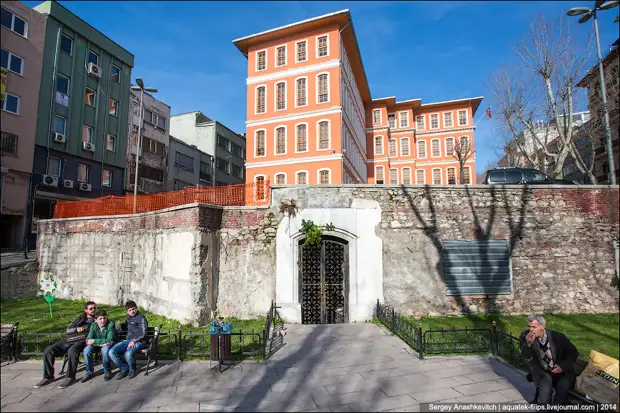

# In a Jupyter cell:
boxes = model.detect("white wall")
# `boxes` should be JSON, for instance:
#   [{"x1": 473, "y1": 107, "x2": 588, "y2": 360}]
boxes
[{"x1": 275, "y1": 198, "x2": 383, "y2": 323}]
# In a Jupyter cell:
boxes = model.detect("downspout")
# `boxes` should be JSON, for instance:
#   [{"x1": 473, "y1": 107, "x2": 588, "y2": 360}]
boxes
[
  {"x1": 99, "y1": 54, "x2": 112, "y2": 197},
  {"x1": 45, "y1": 24, "x2": 62, "y2": 177}
]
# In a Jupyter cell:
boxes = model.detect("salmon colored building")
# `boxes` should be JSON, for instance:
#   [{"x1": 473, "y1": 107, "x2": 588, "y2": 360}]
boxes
[{"x1": 232, "y1": 9, "x2": 480, "y2": 197}]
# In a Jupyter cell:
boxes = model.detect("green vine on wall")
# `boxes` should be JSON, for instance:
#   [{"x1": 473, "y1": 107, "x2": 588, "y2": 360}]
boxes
[{"x1": 301, "y1": 219, "x2": 335, "y2": 246}]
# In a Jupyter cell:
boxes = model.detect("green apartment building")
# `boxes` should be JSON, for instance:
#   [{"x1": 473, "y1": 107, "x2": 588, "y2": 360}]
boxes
[{"x1": 30, "y1": 1, "x2": 134, "y2": 244}]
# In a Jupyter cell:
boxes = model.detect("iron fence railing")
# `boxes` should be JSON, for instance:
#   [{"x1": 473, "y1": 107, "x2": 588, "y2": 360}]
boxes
[
  {"x1": 376, "y1": 300, "x2": 422, "y2": 354},
  {"x1": 375, "y1": 299, "x2": 527, "y2": 366},
  {"x1": 423, "y1": 327, "x2": 492, "y2": 354},
  {"x1": 11, "y1": 305, "x2": 282, "y2": 365}
]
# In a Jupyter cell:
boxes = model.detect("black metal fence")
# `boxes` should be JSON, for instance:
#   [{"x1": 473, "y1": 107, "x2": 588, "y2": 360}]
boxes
[
  {"x1": 12, "y1": 302, "x2": 283, "y2": 363},
  {"x1": 375, "y1": 299, "x2": 525, "y2": 365}
]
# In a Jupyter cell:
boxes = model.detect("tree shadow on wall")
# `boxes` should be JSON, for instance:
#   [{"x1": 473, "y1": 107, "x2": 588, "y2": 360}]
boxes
[{"x1": 402, "y1": 184, "x2": 532, "y2": 332}]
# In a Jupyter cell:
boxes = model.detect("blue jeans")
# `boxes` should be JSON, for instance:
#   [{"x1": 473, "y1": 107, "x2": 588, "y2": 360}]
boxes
[
  {"x1": 83, "y1": 345, "x2": 113, "y2": 375},
  {"x1": 109, "y1": 340, "x2": 145, "y2": 373}
]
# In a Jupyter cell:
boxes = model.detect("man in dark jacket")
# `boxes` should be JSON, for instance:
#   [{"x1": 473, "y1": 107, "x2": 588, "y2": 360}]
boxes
[
  {"x1": 519, "y1": 315, "x2": 579, "y2": 405},
  {"x1": 109, "y1": 300, "x2": 148, "y2": 379},
  {"x1": 34, "y1": 301, "x2": 97, "y2": 389}
]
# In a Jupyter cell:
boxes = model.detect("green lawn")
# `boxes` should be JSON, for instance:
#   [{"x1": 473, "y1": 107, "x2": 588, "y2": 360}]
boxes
[
  {"x1": 1, "y1": 297, "x2": 267, "y2": 359},
  {"x1": 401, "y1": 313, "x2": 619, "y2": 360}
]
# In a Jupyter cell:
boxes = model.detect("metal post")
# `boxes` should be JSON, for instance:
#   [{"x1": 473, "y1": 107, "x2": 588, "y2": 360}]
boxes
[
  {"x1": 132, "y1": 88, "x2": 144, "y2": 213},
  {"x1": 391, "y1": 308, "x2": 396, "y2": 333},
  {"x1": 418, "y1": 323, "x2": 424, "y2": 359},
  {"x1": 177, "y1": 326, "x2": 182, "y2": 361},
  {"x1": 593, "y1": 11, "x2": 616, "y2": 185},
  {"x1": 492, "y1": 321, "x2": 498, "y2": 355}
]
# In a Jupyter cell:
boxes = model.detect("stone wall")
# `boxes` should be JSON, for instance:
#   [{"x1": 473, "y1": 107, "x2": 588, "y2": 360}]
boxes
[
  {"x1": 1, "y1": 260, "x2": 39, "y2": 300},
  {"x1": 37, "y1": 205, "x2": 221, "y2": 325},
  {"x1": 35, "y1": 185, "x2": 619, "y2": 324},
  {"x1": 271, "y1": 185, "x2": 619, "y2": 317}
]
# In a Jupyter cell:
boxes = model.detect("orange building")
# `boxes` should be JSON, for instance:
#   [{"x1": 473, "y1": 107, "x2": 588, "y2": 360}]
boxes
[{"x1": 233, "y1": 10, "x2": 480, "y2": 195}]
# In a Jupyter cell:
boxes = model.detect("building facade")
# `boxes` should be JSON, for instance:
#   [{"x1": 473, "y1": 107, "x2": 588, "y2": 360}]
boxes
[
  {"x1": 576, "y1": 38, "x2": 619, "y2": 184},
  {"x1": 170, "y1": 111, "x2": 246, "y2": 186},
  {"x1": 1, "y1": 2, "x2": 46, "y2": 249},
  {"x1": 30, "y1": 1, "x2": 133, "y2": 242},
  {"x1": 126, "y1": 88, "x2": 170, "y2": 194},
  {"x1": 167, "y1": 135, "x2": 214, "y2": 189},
  {"x1": 232, "y1": 10, "x2": 480, "y2": 195}
]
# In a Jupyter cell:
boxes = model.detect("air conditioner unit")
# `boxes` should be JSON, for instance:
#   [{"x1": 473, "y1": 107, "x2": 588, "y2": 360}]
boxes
[
  {"x1": 63, "y1": 179, "x2": 74, "y2": 189},
  {"x1": 87, "y1": 62, "x2": 102, "y2": 79},
  {"x1": 78, "y1": 182, "x2": 92, "y2": 192},
  {"x1": 53, "y1": 133, "x2": 66, "y2": 144},
  {"x1": 42, "y1": 175, "x2": 59, "y2": 187},
  {"x1": 82, "y1": 142, "x2": 95, "y2": 152}
]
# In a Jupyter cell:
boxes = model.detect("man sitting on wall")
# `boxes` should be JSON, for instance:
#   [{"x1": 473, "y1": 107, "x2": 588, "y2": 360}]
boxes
[
  {"x1": 519, "y1": 315, "x2": 579, "y2": 405},
  {"x1": 34, "y1": 301, "x2": 97, "y2": 389},
  {"x1": 109, "y1": 300, "x2": 148, "y2": 379},
  {"x1": 81, "y1": 309, "x2": 118, "y2": 382}
]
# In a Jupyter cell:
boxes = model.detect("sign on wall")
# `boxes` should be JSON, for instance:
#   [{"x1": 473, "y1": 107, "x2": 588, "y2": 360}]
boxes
[
  {"x1": 0, "y1": 68, "x2": 7, "y2": 101},
  {"x1": 55, "y1": 91, "x2": 69, "y2": 107}
]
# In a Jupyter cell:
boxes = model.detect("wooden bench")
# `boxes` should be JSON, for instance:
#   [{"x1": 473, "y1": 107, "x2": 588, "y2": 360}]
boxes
[
  {"x1": 1, "y1": 323, "x2": 19, "y2": 363},
  {"x1": 61, "y1": 324, "x2": 163, "y2": 376}
]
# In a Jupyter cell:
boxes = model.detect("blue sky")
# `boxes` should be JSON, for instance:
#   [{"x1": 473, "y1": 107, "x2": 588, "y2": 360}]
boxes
[{"x1": 25, "y1": 1, "x2": 619, "y2": 173}]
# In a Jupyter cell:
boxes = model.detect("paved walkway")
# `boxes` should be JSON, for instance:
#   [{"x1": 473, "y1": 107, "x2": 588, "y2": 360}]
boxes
[{"x1": 0, "y1": 323, "x2": 535, "y2": 412}]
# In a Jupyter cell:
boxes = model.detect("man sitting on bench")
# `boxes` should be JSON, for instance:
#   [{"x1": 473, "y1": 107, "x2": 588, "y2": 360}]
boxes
[
  {"x1": 109, "y1": 300, "x2": 148, "y2": 379},
  {"x1": 519, "y1": 315, "x2": 579, "y2": 405},
  {"x1": 34, "y1": 301, "x2": 97, "y2": 389},
  {"x1": 81, "y1": 309, "x2": 118, "y2": 383}
]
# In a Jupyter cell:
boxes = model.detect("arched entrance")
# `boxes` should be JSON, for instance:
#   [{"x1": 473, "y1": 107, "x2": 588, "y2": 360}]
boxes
[{"x1": 298, "y1": 236, "x2": 349, "y2": 324}]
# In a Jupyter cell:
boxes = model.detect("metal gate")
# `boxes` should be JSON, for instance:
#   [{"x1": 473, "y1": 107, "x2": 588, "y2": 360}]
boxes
[{"x1": 299, "y1": 237, "x2": 348, "y2": 324}]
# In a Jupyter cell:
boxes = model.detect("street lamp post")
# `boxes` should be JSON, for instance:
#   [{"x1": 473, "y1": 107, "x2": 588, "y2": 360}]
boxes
[
  {"x1": 567, "y1": 0, "x2": 619, "y2": 185},
  {"x1": 130, "y1": 79, "x2": 158, "y2": 214}
]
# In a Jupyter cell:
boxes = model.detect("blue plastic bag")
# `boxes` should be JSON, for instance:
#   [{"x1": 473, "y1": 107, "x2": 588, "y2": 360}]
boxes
[
  {"x1": 208, "y1": 321, "x2": 221, "y2": 335},
  {"x1": 221, "y1": 322, "x2": 232, "y2": 334}
]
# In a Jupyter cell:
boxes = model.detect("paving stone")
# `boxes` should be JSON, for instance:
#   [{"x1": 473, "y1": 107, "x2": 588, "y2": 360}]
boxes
[
  {"x1": 452, "y1": 375, "x2": 475, "y2": 384},
  {"x1": 0, "y1": 391, "x2": 31, "y2": 404},
  {"x1": 409, "y1": 387, "x2": 464, "y2": 403},
  {"x1": 158, "y1": 402, "x2": 200, "y2": 412},
  {"x1": 350, "y1": 394, "x2": 418, "y2": 412},
  {"x1": 390, "y1": 404, "x2": 422, "y2": 412},
  {"x1": 498, "y1": 388, "x2": 528, "y2": 402},
  {"x1": 466, "y1": 371, "x2": 503, "y2": 383},
  {"x1": 0, "y1": 324, "x2": 532, "y2": 413},
  {"x1": 189, "y1": 389, "x2": 232, "y2": 403},
  {"x1": 312, "y1": 388, "x2": 389, "y2": 409},
  {"x1": 452, "y1": 379, "x2": 512, "y2": 396}
]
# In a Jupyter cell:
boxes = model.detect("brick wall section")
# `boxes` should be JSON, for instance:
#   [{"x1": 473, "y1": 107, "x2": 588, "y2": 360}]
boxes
[{"x1": 38, "y1": 204, "x2": 224, "y2": 234}]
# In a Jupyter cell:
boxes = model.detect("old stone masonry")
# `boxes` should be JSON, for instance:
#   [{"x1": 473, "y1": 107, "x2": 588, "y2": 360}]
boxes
[{"x1": 35, "y1": 184, "x2": 619, "y2": 324}]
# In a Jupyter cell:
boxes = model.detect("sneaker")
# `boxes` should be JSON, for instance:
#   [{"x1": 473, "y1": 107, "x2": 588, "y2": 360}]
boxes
[
  {"x1": 116, "y1": 370, "x2": 129, "y2": 380},
  {"x1": 128, "y1": 371, "x2": 137, "y2": 379},
  {"x1": 34, "y1": 378, "x2": 54, "y2": 388},
  {"x1": 57, "y1": 377, "x2": 76, "y2": 389},
  {"x1": 104, "y1": 372, "x2": 112, "y2": 381},
  {"x1": 80, "y1": 374, "x2": 93, "y2": 383}
]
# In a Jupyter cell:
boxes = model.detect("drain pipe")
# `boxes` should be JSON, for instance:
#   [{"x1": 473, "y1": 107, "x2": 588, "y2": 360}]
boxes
[{"x1": 45, "y1": 25, "x2": 62, "y2": 178}]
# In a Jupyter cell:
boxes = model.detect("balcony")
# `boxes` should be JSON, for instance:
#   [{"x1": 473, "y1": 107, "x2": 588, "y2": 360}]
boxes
[{"x1": 127, "y1": 177, "x2": 166, "y2": 194}]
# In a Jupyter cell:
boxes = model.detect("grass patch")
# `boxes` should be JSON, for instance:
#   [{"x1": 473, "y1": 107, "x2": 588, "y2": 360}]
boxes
[
  {"x1": 414, "y1": 313, "x2": 619, "y2": 360},
  {"x1": 374, "y1": 313, "x2": 619, "y2": 360},
  {"x1": 1, "y1": 297, "x2": 266, "y2": 359}
]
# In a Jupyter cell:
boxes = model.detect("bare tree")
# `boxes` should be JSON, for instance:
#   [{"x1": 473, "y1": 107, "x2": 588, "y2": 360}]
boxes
[
  {"x1": 486, "y1": 13, "x2": 597, "y2": 182},
  {"x1": 452, "y1": 136, "x2": 475, "y2": 184}
]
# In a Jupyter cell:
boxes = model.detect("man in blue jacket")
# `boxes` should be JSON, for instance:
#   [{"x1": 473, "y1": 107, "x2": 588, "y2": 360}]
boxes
[{"x1": 109, "y1": 300, "x2": 148, "y2": 379}]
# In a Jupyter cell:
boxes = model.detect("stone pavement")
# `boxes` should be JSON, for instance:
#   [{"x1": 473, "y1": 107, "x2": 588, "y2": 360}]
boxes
[{"x1": 0, "y1": 323, "x2": 535, "y2": 412}]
